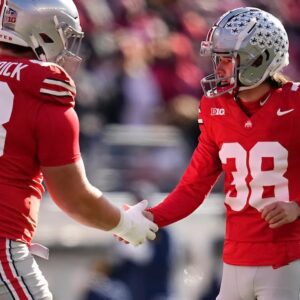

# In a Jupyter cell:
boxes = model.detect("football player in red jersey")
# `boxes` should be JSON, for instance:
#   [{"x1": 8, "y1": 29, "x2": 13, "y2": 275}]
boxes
[
  {"x1": 147, "y1": 7, "x2": 300, "y2": 300},
  {"x1": 0, "y1": 0, "x2": 158, "y2": 299}
]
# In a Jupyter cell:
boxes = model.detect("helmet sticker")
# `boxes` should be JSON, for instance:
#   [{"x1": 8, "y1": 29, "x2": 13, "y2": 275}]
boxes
[
  {"x1": 224, "y1": 10, "x2": 288, "y2": 55},
  {"x1": 4, "y1": 7, "x2": 17, "y2": 25}
]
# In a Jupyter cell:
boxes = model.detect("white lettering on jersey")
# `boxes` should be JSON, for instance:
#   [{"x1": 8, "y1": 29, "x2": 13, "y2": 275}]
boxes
[
  {"x1": 211, "y1": 107, "x2": 225, "y2": 116},
  {"x1": 0, "y1": 62, "x2": 28, "y2": 81}
]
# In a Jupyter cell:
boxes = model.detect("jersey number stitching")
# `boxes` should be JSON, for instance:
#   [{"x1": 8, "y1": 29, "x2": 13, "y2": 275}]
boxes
[
  {"x1": 219, "y1": 142, "x2": 289, "y2": 211},
  {"x1": 0, "y1": 82, "x2": 14, "y2": 157}
]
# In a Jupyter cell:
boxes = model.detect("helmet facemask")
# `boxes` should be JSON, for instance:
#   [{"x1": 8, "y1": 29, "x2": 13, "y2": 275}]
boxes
[
  {"x1": 0, "y1": 0, "x2": 84, "y2": 77},
  {"x1": 200, "y1": 42, "x2": 239, "y2": 97},
  {"x1": 54, "y1": 16, "x2": 84, "y2": 77}
]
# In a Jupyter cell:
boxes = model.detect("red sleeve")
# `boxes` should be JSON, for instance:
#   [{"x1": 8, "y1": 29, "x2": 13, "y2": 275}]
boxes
[
  {"x1": 149, "y1": 100, "x2": 222, "y2": 227},
  {"x1": 36, "y1": 103, "x2": 81, "y2": 167}
]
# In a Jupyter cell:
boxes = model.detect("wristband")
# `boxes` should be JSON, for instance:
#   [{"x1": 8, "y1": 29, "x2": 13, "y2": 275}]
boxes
[{"x1": 110, "y1": 209, "x2": 131, "y2": 235}]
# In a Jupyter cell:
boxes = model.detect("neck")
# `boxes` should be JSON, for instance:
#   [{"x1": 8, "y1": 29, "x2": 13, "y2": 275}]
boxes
[{"x1": 237, "y1": 83, "x2": 272, "y2": 103}]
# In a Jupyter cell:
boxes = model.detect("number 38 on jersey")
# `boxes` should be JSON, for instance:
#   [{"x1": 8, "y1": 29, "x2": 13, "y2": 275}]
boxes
[{"x1": 219, "y1": 142, "x2": 289, "y2": 212}]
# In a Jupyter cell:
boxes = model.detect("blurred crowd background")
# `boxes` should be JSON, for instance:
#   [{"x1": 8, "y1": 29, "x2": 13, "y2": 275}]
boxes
[
  {"x1": 35, "y1": 0, "x2": 300, "y2": 299},
  {"x1": 73, "y1": 0, "x2": 300, "y2": 193}
]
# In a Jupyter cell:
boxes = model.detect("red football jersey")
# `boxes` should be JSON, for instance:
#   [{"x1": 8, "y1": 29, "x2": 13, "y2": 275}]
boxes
[
  {"x1": 150, "y1": 82, "x2": 300, "y2": 268},
  {"x1": 0, "y1": 56, "x2": 81, "y2": 244}
]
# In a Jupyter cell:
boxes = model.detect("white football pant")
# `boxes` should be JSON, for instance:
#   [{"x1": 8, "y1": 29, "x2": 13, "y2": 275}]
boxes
[
  {"x1": 0, "y1": 239, "x2": 52, "y2": 300},
  {"x1": 217, "y1": 261, "x2": 300, "y2": 300}
]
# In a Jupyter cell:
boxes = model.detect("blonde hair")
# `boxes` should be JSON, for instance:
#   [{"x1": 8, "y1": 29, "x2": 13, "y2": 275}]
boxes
[{"x1": 267, "y1": 72, "x2": 291, "y2": 88}]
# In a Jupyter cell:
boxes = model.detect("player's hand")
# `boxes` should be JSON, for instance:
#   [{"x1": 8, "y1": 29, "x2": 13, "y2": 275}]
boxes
[
  {"x1": 143, "y1": 210, "x2": 154, "y2": 221},
  {"x1": 113, "y1": 203, "x2": 131, "y2": 244},
  {"x1": 261, "y1": 201, "x2": 300, "y2": 229},
  {"x1": 113, "y1": 203, "x2": 155, "y2": 244},
  {"x1": 110, "y1": 200, "x2": 159, "y2": 246}
]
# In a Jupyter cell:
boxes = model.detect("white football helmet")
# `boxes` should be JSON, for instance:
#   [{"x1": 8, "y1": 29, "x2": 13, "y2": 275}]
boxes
[
  {"x1": 200, "y1": 7, "x2": 289, "y2": 97},
  {"x1": 0, "y1": 0, "x2": 84, "y2": 76}
]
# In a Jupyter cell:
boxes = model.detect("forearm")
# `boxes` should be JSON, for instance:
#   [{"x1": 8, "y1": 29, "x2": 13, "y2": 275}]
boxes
[
  {"x1": 149, "y1": 183, "x2": 209, "y2": 227},
  {"x1": 42, "y1": 160, "x2": 121, "y2": 231},
  {"x1": 150, "y1": 128, "x2": 222, "y2": 227},
  {"x1": 56, "y1": 186, "x2": 121, "y2": 231},
  {"x1": 150, "y1": 151, "x2": 221, "y2": 227},
  {"x1": 42, "y1": 160, "x2": 158, "y2": 246}
]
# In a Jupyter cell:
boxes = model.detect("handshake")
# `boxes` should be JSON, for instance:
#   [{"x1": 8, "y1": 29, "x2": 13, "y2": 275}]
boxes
[{"x1": 110, "y1": 200, "x2": 159, "y2": 246}]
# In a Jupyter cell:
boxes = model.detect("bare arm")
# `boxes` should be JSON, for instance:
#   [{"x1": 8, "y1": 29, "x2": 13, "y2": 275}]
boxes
[
  {"x1": 41, "y1": 159, "x2": 158, "y2": 245},
  {"x1": 38, "y1": 104, "x2": 158, "y2": 244},
  {"x1": 41, "y1": 159, "x2": 120, "y2": 231}
]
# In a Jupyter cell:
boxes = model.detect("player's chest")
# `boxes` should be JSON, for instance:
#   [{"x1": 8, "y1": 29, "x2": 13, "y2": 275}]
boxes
[{"x1": 210, "y1": 100, "x2": 297, "y2": 150}]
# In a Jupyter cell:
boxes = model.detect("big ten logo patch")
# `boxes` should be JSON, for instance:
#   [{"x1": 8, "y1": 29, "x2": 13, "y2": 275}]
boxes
[{"x1": 211, "y1": 107, "x2": 225, "y2": 116}]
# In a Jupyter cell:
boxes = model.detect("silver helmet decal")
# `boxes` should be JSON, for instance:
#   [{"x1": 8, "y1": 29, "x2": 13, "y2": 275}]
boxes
[{"x1": 200, "y1": 7, "x2": 289, "y2": 97}]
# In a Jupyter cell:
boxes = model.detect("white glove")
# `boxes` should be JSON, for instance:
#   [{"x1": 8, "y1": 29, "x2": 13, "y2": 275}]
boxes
[{"x1": 110, "y1": 200, "x2": 159, "y2": 246}]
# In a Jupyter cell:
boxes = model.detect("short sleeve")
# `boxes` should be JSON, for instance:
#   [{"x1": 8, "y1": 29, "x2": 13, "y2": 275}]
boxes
[{"x1": 35, "y1": 103, "x2": 81, "y2": 166}]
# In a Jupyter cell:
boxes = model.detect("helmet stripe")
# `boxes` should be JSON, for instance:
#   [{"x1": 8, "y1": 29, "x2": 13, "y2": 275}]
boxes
[{"x1": 206, "y1": 26, "x2": 216, "y2": 43}]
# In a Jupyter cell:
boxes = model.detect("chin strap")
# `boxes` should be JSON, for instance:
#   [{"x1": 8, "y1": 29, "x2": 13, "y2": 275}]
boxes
[{"x1": 30, "y1": 34, "x2": 47, "y2": 62}]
